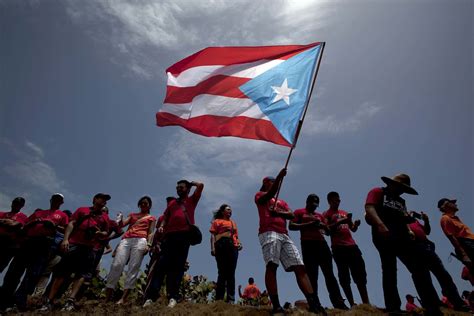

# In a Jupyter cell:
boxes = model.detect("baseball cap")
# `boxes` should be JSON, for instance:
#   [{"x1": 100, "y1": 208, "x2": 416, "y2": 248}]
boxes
[
  {"x1": 94, "y1": 193, "x2": 111, "y2": 201},
  {"x1": 262, "y1": 176, "x2": 276, "y2": 183},
  {"x1": 51, "y1": 193, "x2": 64, "y2": 200},
  {"x1": 437, "y1": 198, "x2": 456, "y2": 209}
]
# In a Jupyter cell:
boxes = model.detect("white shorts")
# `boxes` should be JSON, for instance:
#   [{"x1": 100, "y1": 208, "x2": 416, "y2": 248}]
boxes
[{"x1": 258, "y1": 231, "x2": 303, "y2": 271}]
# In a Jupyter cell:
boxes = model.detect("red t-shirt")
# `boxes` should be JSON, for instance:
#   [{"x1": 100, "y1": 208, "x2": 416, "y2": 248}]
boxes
[
  {"x1": 292, "y1": 208, "x2": 326, "y2": 241},
  {"x1": 409, "y1": 220, "x2": 428, "y2": 241},
  {"x1": 440, "y1": 214, "x2": 474, "y2": 240},
  {"x1": 0, "y1": 211, "x2": 28, "y2": 238},
  {"x1": 25, "y1": 209, "x2": 69, "y2": 238},
  {"x1": 69, "y1": 207, "x2": 110, "y2": 247},
  {"x1": 123, "y1": 213, "x2": 156, "y2": 239},
  {"x1": 164, "y1": 192, "x2": 201, "y2": 234},
  {"x1": 242, "y1": 284, "x2": 261, "y2": 299},
  {"x1": 255, "y1": 191, "x2": 289, "y2": 235},
  {"x1": 209, "y1": 218, "x2": 240, "y2": 247},
  {"x1": 406, "y1": 302, "x2": 419, "y2": 312},
  {"x1": 323, "y1": 209, "x2": 356, "y2": 246}
]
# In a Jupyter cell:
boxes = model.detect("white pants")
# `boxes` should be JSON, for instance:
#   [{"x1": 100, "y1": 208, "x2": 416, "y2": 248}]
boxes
[{"x1": 106, "y1": 237, "x2": 147, "y2": 290}]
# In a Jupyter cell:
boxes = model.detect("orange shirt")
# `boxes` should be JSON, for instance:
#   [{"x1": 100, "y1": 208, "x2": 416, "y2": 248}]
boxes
[
  {"x1": 440, "y1": 214, "x2": 474, "y2": 240},
  {"x1": 209, "y1": 218, "x2": 240, "y2": 247},
  {"x1": 243, "y1": 284, "x2": 261, "y2": 299},
  {"x1": 123, "y1": 213, "x2": 156, "y2": 239}
]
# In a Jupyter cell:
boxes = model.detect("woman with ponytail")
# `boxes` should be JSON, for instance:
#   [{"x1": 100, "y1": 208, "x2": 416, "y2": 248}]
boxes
[{"x1": 210, "y1": 204, "x2": 242, "y2": 303}]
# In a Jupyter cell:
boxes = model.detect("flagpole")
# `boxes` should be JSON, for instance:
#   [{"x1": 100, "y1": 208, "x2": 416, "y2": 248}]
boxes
[{"x1": 273, "y1": 42, "x2": 326, "y2": 206}]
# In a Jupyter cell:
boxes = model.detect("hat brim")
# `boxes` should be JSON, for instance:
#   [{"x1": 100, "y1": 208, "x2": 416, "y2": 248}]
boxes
[
  {"x1": 381, "y1": 176, "x2": 418, "y2": 195},
  {"x1": 95, "y1": 194, "x2": 111, "y2": 201}
]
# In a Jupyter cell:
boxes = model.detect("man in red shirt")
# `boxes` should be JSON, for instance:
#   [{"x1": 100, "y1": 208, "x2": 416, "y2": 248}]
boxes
[
  {"x1": 0, "y1": 197, "x2": 27, "y2": 272},
  {"x1": 408, "y1": 211, "x2": 469, "y2": 311},
  {"x1": 0, "y1": 193, "x2": 68, "y2": 311},
  {"x1": 255, "y1": 169, "x2": 325, "y2": 315},
  {"x1": 405, "y1": 294, "x2": 422, "y2": 314},
  {"x1": 438, "y1": 198, "x2": 474, "y2": 275},
  {"x1": 40, "y1": 193, "x2": 110, "y2": 311},
  {"x1": 238, "y1": 277, "x2": 261, "y2": 305},
  {"x1": 323, "y1": 191, "x2": 368, "y2": 307},
  {"x1": 143, "y1": 180, "x2": 203, "y2": 308},
  {"x1": 290, "y1": 193, "x2": 348, "y2": 310},
  {"x1": 365, "y1": 174, "x2": 441, "y2": 315}
]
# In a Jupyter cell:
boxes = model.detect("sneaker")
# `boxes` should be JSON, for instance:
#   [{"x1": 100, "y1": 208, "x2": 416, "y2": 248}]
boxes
[
  {"x1": 167, "y1": 298, "x2": 177, "y2": 308},
  {"x1": 61, "y1": 299, "x2": 75, "y2": 311},
  {"x1": 38, "y1": 302, "x2": 53, "y2": 312},
  {"x1": 5, "y1": 305, "x2": 18, "y2": 313},
  {"x1": 142, "y1": 299, "x2": 153, "y2": 308}
]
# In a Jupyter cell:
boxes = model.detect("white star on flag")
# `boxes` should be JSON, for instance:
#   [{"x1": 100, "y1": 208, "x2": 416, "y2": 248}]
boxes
[{"x1": 271, "y1": 78, "x2": 298, "y2": 106}]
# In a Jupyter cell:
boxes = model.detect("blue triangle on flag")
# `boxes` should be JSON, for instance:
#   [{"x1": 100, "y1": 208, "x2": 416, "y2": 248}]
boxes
[{"x1": 239, "y1": 45, "x2": 320, "y2": 144}]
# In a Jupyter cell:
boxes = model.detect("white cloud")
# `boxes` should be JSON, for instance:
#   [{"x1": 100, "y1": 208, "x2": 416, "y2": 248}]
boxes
[
  {"x1": 303, "y1": 101, "x2": 382, "y2": 135},
  {"x1": 2, "y1": 140, "x2": 71, "y2": 197},
  {"x1": 159, "y1": 131, "x2": 290, "y2": 208},
  {"x1": 25, "y1": 141, "x2": 44, "y2": 158},
  {"x1": 64, "y1": 0, "x2": 329, "y2": 79}
]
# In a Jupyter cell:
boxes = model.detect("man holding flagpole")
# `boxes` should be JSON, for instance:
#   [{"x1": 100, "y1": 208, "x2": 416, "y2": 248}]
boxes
[{"x1": 255, "y1": 169, "x2": 326, "y2": 315}]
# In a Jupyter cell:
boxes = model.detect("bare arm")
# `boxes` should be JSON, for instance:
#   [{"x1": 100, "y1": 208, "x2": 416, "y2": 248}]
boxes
[
  {"x1": 147, "y1": 219, "x2": 156, "y2": 247},
  {"x1": 103, "y1": 243, "x2": 113, "y2": 255},
  {"x1": 289, "y1": 220, "x2": 320, "y2": 231},
  {"x1": 120, "y1": 215, "x2": 132, "y2": 227},
  {"x1": 257, "y1": 168, "x2": 286, "y2": 205},
  {"x1": 328, "y1": 217, "x2": 351, "y2": 231},
  {"x1": 61, "y1": 220, "x2": 75, "y2": 251},
  {"x1": 272, "y1": 210, "x2": 295, "y2": 220},
  {"x1": 0, "y1": 219, "x2": 22, "y2": 227},
  {"x1": 350, "y1": 219, "x2": 361, "y2": 232},
  {"x1": 210, "y1": 234, "x2": 216, "y2": 256},
  {"x1": 365, "y1": 204, "x2": 389, "y2": 237},
  {"x1": 447, "y1": 234, "x2": 470, "y2": 261},
  {"x1": 191, "y1": 181, "x2": 204, "y2": 199},
  {"x1": 421, "y1": 212, "x2": 431, "y2": 235}
]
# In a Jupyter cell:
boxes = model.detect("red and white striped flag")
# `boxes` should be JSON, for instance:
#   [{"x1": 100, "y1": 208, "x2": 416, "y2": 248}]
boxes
[{"x1": 157, "y1": 43, "x2": 321, "y2": 146}]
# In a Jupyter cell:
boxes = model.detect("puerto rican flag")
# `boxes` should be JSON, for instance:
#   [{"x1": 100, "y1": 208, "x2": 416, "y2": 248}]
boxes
[{"x1": 157, "y1": 42, "x2": 322, "y2": 147}]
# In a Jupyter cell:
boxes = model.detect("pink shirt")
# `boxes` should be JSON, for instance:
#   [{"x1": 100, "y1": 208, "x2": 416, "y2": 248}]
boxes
[
  {"x1": 255, "y1": 191, "x2": 289, "y2": 235},
  {"x1": 123, "y1": 213, "x2": 156, "y2": 239},
  {"x1": 292, "y1": 208, "x2": 326, "y2": 241},
  {"x1": 323, "y1": 209, "x2": 356, "y2": 247},
  {"x1": 164, "y1": 192, "x2": 201, "y2": 234}
]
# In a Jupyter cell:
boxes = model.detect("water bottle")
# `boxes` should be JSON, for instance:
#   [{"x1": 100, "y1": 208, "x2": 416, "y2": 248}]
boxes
[{"x1": 116, "y1": 212, "x2": 123, "y2": 224}]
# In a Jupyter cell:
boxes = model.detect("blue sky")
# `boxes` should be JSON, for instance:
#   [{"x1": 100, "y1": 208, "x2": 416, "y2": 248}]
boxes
[{"x1": 0, "y1": 0, "x2": 472, "y2": 308}]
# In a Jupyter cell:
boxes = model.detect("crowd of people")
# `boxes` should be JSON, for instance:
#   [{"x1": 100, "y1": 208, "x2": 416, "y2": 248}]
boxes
[{"x1": 0, "y1": 171, "x2": 473, "y2": 315}]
